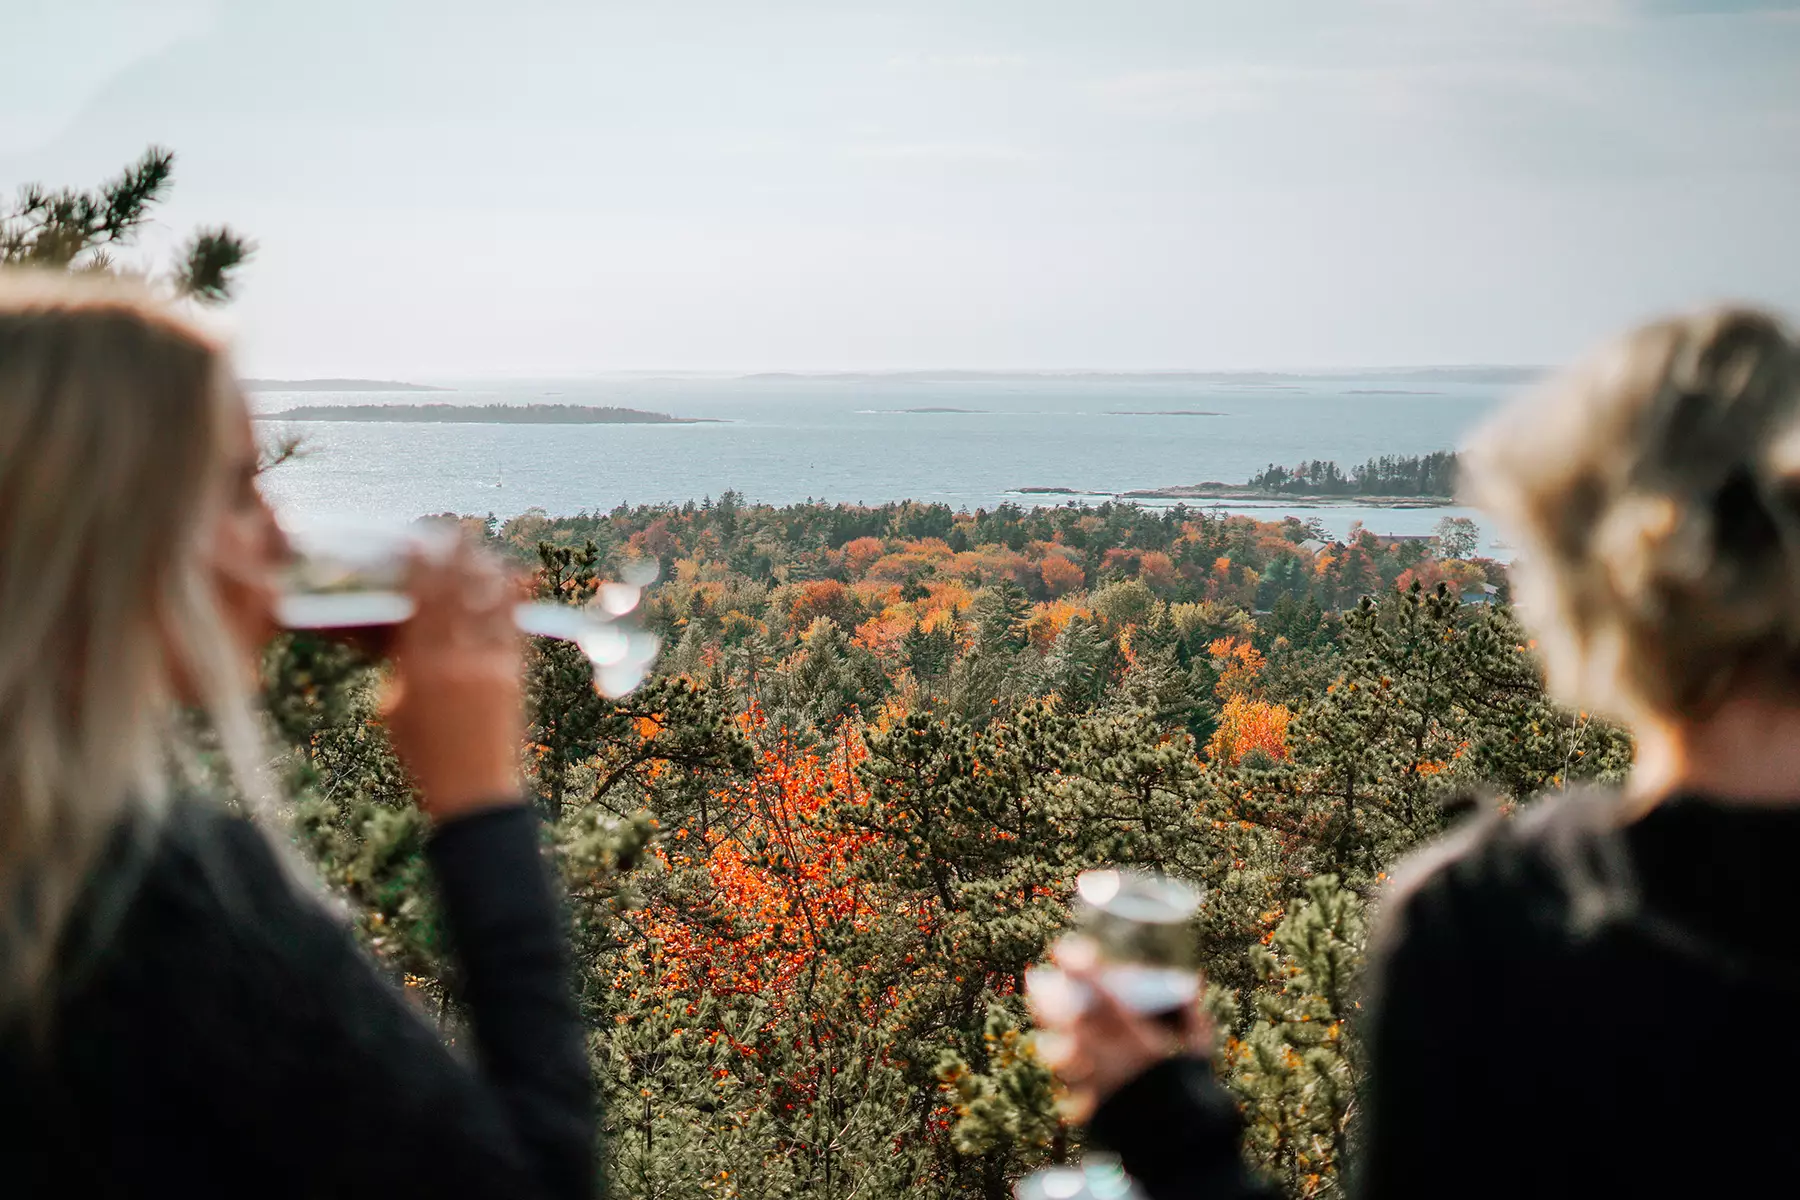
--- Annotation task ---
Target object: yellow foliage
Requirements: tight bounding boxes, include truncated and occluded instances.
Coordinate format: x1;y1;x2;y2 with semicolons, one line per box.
1024;600;1091;651
919;579;975;616
918;606;960;635
852;579;901;609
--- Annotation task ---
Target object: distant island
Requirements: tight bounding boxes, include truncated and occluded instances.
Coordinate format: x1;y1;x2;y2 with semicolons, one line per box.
1027;451;1461;507
737;367;1545;385
1118;484;1453;508
242;379;451;392
901;407;984;414
256;403;718;425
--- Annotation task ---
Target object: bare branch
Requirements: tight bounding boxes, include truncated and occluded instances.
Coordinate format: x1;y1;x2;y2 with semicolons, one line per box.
257;431;309;474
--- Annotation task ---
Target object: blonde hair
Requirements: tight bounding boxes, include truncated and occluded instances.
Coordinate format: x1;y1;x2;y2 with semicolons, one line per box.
0;270;274;1017
1462;307;1800;721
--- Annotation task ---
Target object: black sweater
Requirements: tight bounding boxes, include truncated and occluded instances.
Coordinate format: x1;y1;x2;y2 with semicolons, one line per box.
0;798;594;1198
1092;792;1800;1198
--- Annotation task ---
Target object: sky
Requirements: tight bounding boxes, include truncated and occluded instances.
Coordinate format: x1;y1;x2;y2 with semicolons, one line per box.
3;0;1798;377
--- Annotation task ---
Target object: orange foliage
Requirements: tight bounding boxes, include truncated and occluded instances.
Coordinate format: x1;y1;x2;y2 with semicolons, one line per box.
854;609;914;662
1393;558;1487;597
865;539;955;584
1208;636;1267;700
917;579;974;618
641;720;873;1003
1257;532;1302;557
1137;551;1177;592
1101;548;1139;574
852;579;902;610
1438;558;1491;593
1040;554;1085;598
842;537;887;578
917;606;960;635
947;546;1034;588
632;517;679;561
1025;600;1091;650
1205;694;1291;765
789;579;858;630
1394;560;1451;594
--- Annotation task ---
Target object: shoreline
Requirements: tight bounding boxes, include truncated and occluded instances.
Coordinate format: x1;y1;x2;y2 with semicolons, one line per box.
1016;485;1454;508
256;402;721;425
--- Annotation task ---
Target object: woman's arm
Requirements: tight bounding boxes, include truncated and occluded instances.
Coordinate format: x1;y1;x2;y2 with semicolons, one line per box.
234;537;595;1195
427;804;594;1198
1089;1056;1283;1200
1031;941;1280;1200
368;537;596;1194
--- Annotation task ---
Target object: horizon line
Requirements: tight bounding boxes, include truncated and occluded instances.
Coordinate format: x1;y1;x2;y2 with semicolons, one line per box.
244;364;1551;382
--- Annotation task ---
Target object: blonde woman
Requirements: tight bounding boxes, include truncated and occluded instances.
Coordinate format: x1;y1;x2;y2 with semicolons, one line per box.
1034;308;1800;1198
0;274;592;1197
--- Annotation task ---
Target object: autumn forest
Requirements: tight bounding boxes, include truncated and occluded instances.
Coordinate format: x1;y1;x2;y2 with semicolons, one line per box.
268;493;1630;1200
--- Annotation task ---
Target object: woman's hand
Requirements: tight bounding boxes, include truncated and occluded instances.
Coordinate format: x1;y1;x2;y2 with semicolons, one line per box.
1028;938;1214;1125
383;539;526;822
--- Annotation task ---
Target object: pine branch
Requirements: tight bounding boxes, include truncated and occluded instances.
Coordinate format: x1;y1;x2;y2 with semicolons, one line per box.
98;146;176;242
176;226;255;303
3;147;254;301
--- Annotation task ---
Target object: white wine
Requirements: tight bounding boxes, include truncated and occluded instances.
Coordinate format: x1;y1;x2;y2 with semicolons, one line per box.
277;517;660;698
1014;1156;1145;1200
1025;870;1204;1025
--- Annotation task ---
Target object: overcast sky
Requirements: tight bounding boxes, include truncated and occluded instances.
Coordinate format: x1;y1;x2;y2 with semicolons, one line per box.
3;0;1797;376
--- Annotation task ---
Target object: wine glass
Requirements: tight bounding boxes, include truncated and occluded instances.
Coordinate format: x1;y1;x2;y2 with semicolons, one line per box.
1016;870;1203;1200
1014;1155;1146;1200
1025;868;1205;1028
275;516;661;698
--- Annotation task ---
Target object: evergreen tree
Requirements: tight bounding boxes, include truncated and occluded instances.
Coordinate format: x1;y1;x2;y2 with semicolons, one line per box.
972;580;1033;653
1229;877;1365;1198
248;483;1623;1200
1040;615;1113;713
2;146;253;300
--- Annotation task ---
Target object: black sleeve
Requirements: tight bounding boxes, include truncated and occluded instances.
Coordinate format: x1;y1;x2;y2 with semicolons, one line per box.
1088;1057;1283;1200
46;801;597;1199
427;804;596;1199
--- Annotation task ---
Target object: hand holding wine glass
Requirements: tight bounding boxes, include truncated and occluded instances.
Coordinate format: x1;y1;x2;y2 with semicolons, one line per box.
1028;935;1213;1126
275;515;661;696
1024;869;1208;1128
382;538;527;821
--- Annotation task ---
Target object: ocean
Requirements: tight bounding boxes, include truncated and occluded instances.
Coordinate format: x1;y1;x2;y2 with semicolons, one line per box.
251;373;1522;555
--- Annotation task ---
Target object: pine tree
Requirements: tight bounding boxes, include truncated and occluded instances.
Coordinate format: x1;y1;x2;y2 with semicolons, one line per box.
2;146;253;300
252;487;1639;1200
972;580;1032;653
1228;876;1365;1198
937;1004;1066;1188
1040;615;1112;713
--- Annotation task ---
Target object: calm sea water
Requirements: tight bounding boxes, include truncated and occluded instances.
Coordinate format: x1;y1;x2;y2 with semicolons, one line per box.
252;374;1518;554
